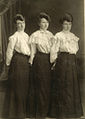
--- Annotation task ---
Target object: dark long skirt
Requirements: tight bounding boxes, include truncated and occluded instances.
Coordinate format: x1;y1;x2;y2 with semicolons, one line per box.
27;52;51;118
49;52;83;118
8;52;30;118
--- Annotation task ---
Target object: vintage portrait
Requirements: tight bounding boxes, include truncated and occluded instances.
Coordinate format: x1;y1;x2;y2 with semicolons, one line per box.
0;0;84;119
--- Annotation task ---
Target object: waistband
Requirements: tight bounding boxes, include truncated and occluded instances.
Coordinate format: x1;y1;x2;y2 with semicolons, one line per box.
14;51;30;57
37;51;50;56
59;52;75;56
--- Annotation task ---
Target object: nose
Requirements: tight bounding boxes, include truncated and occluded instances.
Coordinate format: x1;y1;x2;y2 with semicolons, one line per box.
18;24;21;27
45;23;48;27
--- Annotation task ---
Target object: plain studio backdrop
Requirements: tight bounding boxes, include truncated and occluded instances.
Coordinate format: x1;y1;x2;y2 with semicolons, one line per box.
0;0;84;118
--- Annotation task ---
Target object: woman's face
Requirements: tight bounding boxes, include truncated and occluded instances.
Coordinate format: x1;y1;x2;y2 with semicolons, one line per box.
39;18;49;30
62;20;72;31
16;20;25;31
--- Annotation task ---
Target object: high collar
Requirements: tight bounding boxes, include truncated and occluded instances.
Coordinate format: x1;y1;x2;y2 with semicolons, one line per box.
17;30;24;33
40;29;48;33
62;30;71;34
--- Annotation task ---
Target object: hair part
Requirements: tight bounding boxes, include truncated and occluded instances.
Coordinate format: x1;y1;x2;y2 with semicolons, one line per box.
14;14;25;24
59;13;73;24
38;12;51;23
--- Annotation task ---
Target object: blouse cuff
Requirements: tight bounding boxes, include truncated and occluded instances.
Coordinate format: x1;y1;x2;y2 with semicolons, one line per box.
6;61;10;66
50;54;57;63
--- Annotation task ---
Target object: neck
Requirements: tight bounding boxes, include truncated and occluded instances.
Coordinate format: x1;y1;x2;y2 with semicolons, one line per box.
17;30;24;32
62;30;70;33
40;28;47;31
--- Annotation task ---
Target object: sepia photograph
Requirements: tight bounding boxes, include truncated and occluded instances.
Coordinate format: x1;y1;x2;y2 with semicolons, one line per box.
0;0;84;119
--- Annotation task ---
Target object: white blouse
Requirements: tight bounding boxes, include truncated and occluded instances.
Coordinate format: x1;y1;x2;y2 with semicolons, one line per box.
50;31;79;63
6;31;30;66
29;29;54;53
29;29;54;64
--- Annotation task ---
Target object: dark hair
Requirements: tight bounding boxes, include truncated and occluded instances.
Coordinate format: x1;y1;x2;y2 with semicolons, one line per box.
38;12;51;23
14;14;25;23
59;13;73;24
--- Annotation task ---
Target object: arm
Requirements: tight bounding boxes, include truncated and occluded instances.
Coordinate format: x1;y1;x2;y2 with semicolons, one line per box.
6;36;17;66
74;36;79;54
69;35;79;54
74;40;79;54
29;43;36;65
50;37;60;63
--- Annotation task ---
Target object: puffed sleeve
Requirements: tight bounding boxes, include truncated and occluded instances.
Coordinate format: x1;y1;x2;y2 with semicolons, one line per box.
73;34;79;42
6;36;17;66
70;34;79;54
49;32;55;47
74;35;79;54
50;34;60;63
28;32;38;44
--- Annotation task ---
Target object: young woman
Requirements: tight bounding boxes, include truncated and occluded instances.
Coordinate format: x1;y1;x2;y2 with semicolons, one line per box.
28;12;54;118
6;14;30;118
49;13;83;119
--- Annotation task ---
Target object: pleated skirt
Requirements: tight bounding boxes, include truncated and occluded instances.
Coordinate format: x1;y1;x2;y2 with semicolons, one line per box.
27;52;51;118
8;52;30;118
49;52;83;118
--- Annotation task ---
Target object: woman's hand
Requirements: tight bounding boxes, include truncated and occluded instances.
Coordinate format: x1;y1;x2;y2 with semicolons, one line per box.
28;57;33;66
5;65;10;73
0;65;9;80
51;61;56;70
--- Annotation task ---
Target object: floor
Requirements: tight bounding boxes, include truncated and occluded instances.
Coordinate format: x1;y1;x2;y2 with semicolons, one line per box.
0;80;85;119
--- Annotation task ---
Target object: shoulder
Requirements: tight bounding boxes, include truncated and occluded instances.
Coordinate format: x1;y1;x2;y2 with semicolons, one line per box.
55;31;62;38
24;32;29;38
30;30;40;38
46;30;53;35
29;30;40;43
9;32;18;41
70;32;79;41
